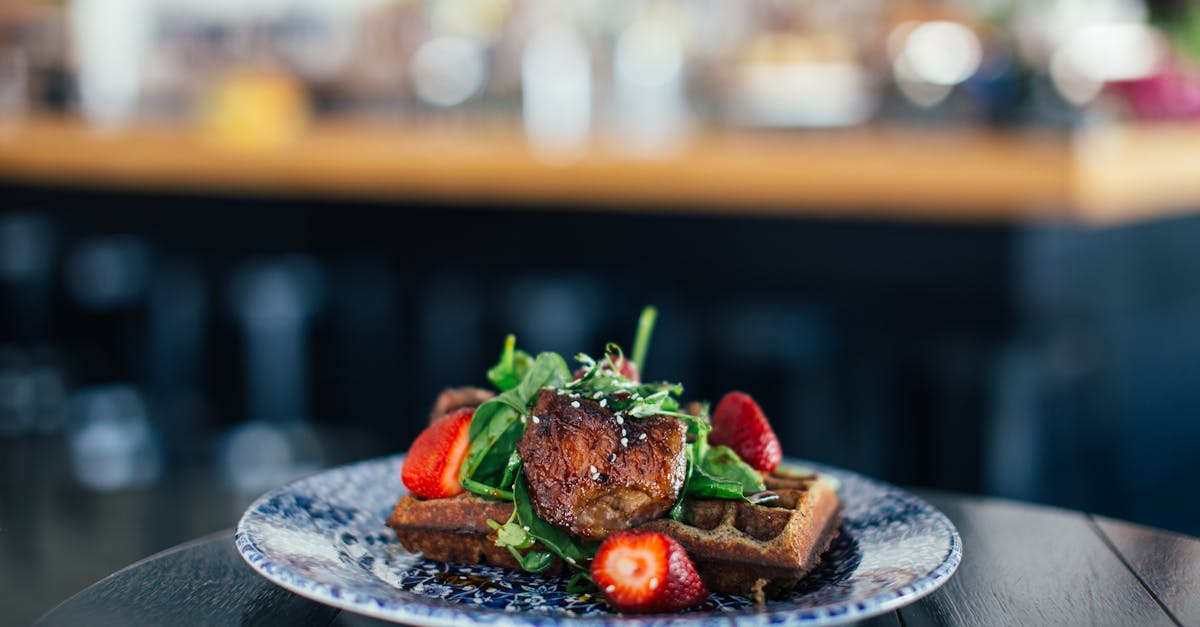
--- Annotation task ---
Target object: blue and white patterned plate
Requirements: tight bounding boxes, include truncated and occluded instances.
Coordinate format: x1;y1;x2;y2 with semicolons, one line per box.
236;455;961;625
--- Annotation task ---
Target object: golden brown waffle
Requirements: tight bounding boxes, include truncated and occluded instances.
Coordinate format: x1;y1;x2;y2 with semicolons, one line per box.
386;472;841;602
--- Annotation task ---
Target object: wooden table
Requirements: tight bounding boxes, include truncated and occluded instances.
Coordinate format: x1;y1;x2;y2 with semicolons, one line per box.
3;117;1200;225
35;492;1200;626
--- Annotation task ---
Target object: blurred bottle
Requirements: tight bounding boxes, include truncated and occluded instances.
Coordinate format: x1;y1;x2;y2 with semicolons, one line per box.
612;16;690;155
69;0;150;130
522;16;593;162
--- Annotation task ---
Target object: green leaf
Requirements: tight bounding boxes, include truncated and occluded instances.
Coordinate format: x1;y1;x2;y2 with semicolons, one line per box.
514;473;599;569
630;306;657;375
685;464;750;500
698;445;766;495
486;334;533;392
488;511;554;573
566;571;598;594
461;352;570;498
514;550;556;573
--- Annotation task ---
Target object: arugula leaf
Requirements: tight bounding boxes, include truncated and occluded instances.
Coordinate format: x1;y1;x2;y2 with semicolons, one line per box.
514;473;600;569
486;334;533;392
460;352;569;499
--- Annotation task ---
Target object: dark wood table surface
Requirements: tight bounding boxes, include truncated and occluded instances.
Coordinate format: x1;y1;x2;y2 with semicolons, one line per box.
35;491;1200;627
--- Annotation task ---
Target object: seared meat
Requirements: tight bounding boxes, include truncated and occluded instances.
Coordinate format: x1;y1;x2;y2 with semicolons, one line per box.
518;389;687;540
429;386;495;423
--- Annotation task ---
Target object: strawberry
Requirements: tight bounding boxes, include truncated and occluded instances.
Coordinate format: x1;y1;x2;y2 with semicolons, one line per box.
401;407;473;499
710;391;781;473
590;529;708;614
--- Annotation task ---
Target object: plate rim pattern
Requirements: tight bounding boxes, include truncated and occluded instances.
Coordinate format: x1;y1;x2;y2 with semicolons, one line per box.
236;454;962;626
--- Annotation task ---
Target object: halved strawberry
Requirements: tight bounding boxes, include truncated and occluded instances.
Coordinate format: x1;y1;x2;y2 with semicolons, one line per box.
710;391;781;473
590;529;708;614
401;407;473;499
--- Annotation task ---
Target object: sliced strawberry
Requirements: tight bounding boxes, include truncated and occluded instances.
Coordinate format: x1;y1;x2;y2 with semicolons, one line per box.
710;391;781;473
401;407;473;499
590;530;708;614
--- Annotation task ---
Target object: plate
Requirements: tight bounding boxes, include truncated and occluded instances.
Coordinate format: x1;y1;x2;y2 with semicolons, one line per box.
236;455;961;625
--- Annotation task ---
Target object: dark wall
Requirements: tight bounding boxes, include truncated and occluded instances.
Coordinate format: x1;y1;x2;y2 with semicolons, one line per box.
2;183;1195;535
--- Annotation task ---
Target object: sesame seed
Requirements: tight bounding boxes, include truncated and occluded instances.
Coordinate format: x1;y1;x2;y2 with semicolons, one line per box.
566;557;576;564
621;428;626;437
616;415;624;425
532;416;540;424
571;401;580;408
593;392;603;399
521;416;526;423
599;399;607;408
608;453;616;462
605;585;616;593
523;526;530;532
639;433;647;440
621;437;628;447
589;465;597;474
649;577;659;590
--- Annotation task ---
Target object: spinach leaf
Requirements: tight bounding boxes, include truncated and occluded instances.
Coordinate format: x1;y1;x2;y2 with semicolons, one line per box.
566;571;598;594
514;473;599;568
460;352;569;499
486;334;532;392
675;412;764;502
486;514;555;573
697;444;766;495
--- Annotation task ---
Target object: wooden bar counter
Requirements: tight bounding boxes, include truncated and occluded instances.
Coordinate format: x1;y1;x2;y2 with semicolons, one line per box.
0;116;1197;224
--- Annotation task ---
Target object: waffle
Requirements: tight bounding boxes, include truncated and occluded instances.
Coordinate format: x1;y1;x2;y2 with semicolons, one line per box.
386;472;841;602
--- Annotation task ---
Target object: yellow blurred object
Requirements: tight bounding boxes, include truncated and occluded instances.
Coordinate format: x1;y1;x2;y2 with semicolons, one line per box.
202;70;309;152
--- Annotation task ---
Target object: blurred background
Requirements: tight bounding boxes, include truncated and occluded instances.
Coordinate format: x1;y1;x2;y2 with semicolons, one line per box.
3;0;1200;622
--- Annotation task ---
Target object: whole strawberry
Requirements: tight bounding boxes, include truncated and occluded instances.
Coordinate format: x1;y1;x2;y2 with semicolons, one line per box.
590;529;709;614
401;407;473;499
710;391;781;473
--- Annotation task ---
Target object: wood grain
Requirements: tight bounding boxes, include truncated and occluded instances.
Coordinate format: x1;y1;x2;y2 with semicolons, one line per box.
0;116;1077;223
1093;516;1200;626
3;117;1199;225
35;531;338;627
901;492;1175;627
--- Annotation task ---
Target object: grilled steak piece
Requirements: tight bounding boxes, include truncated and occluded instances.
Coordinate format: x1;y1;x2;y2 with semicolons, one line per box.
518;389;687;540
429;386;495;423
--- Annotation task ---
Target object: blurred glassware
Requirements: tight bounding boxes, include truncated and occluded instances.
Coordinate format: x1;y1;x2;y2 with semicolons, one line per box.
231;256;323;425
411;35;488;108
612;16;690;155
0;45;27;129
66;236;150;312
65;384;163;491
69;0;151;130
0;212;53;286
890;20;983;108
522;19;593;162
1;212;56;339
218;419;323;495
